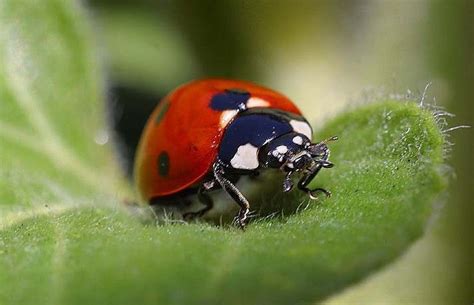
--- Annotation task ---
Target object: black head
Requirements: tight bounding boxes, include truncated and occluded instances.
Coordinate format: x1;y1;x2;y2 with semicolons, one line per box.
258;133;337;194
258;132;334;171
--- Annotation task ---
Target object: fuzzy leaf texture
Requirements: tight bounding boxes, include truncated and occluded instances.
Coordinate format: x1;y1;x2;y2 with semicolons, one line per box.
0;1;447;305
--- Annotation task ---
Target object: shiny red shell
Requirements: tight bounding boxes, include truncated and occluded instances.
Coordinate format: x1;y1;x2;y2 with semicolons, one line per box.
134;79;303;202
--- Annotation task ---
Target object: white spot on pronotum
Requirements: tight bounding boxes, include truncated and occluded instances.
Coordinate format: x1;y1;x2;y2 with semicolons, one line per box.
290;120;312;139
220;110;239;128
276;145;288;154
230;143;259;169
292;136;303;145
246;97;270;108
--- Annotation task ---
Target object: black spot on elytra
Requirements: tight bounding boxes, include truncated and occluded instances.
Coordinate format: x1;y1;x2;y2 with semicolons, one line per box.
155;99;170;125
157;152;170;177
210;88;250;111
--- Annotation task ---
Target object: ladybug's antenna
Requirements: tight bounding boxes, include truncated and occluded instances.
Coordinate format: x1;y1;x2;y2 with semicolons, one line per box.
322;135;338;144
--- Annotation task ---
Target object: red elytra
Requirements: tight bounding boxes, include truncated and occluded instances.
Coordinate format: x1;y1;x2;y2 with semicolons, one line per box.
134;79;303;202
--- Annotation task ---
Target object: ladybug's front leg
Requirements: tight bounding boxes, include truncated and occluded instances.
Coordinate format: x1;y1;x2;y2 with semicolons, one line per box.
213;163;250;230
297;161;334;199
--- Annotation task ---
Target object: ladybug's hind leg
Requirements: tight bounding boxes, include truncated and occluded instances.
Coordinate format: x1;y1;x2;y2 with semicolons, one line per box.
213;163;250;230
183;185;214;220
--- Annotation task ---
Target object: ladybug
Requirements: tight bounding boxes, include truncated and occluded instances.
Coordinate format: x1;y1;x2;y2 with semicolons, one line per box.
134;79;336;228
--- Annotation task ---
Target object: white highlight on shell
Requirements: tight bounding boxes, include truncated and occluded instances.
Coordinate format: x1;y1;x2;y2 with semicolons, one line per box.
246;97;270;108
230;143;259;170
290;120;312;139
219;110;239;128
292;135;303;145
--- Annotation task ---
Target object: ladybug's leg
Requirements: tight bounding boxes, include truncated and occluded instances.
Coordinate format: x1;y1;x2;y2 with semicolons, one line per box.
303;137;335;191
297;160;334;199
283;171;295;192
213;163;250;229
182;185;214;220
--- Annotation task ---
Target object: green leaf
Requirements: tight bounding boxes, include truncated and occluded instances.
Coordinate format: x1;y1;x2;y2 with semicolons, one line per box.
0;1;447;304
0;0;121;214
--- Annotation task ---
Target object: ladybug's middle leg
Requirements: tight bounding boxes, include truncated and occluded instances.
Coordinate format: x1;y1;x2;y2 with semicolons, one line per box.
213;163;250;229
182;185;214;220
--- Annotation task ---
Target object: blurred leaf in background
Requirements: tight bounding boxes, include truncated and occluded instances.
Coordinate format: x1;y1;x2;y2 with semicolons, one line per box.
0;0;121;213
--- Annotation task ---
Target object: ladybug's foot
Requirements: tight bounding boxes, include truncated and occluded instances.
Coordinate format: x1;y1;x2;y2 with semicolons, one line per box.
183;212;195;220
234;207;250;230
319;160;334;168
282;171;294;193
305;187;331;200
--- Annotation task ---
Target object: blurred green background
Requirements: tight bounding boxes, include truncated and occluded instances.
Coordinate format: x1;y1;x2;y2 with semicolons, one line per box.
90;0;472;303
